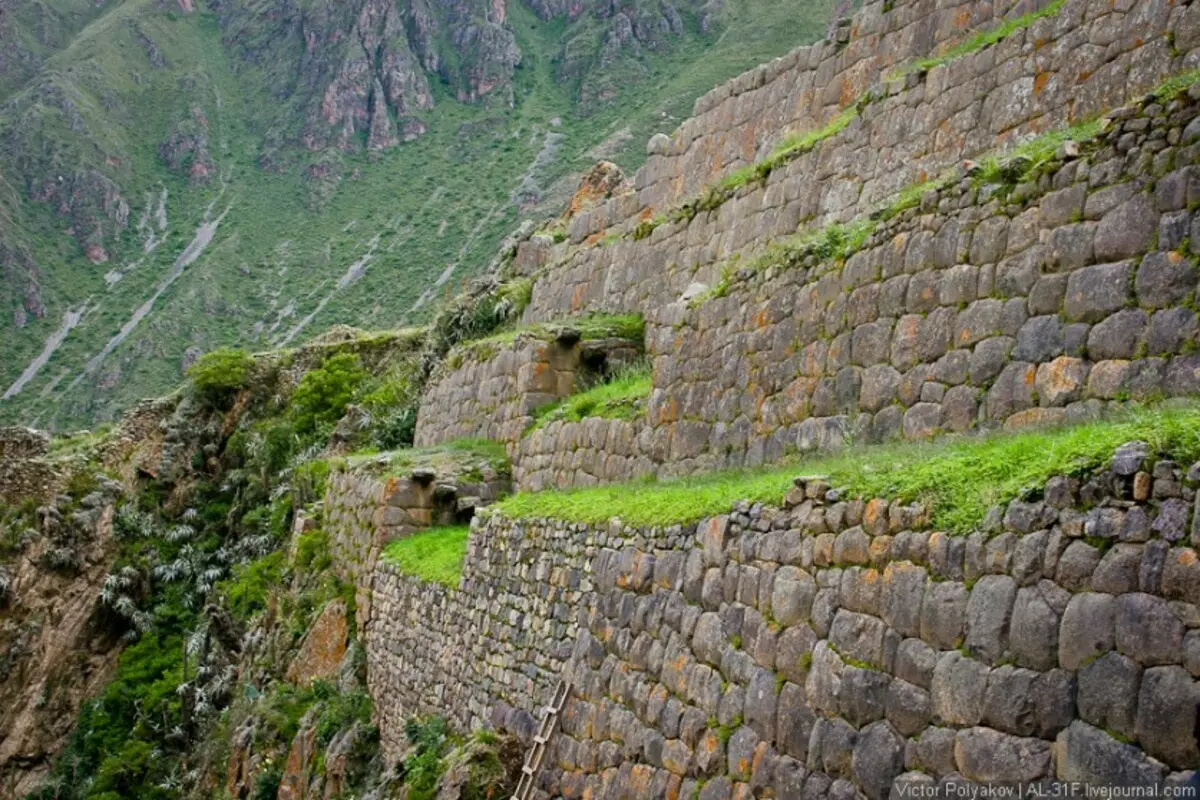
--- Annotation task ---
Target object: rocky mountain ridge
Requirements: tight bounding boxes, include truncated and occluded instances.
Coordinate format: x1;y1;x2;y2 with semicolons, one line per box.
0;0;830;429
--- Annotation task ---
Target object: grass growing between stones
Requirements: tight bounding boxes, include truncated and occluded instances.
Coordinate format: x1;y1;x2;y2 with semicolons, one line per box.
890;0;1066;78
974;118;1104;186
496;404;1200;532
528;363;653;431
381;526;472;587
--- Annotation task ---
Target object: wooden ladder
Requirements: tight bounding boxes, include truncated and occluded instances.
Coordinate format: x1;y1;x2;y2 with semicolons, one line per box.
511;681;570;800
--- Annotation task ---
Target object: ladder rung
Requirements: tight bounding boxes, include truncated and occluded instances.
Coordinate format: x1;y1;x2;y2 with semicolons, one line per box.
522;765;535;775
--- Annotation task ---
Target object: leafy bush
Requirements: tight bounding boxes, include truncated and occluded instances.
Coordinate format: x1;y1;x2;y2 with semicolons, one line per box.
402;716;452;800
295;529;332;573
187;348;255;407
290;353;369;435
315;686;373;746
220;550;286;620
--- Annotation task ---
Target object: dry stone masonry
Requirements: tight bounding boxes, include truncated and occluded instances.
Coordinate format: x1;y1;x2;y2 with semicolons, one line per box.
524;0;1192;325
329;0;1200;796
415;332;641;449
363;514;686;755
348;444;1200;798
405;0;1200;493
643;87;1200;477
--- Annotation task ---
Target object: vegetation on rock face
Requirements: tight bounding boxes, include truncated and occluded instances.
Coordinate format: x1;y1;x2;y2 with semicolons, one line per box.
529;361;652;430
394;716;522;800
187;348;255;408
497;404;1200;532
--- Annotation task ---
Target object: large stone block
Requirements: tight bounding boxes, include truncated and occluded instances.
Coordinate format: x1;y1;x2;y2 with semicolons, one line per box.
1058;592;1115;670
920;581;968;650
964;574;1016;663
1065;261;1134;323
1136;666;1200;769
851;721;905;800
1077;652;1141;740
881;562;927;638
1055;721;1164;786
931;651;988;727
954;727;1051;784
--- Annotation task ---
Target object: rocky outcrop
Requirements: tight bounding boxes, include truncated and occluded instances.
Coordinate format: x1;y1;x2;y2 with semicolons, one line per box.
29;169;130;265
214;0;521;153
159;105;215;185
0;486;122;796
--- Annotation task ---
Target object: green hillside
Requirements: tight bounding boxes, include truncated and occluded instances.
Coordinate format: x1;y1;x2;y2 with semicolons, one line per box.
0;0;834;429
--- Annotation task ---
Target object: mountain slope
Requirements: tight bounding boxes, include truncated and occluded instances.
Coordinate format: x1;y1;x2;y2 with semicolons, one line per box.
0;0;835;430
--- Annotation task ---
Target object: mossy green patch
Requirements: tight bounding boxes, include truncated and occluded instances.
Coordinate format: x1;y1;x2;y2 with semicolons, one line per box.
497;404;1200;532
381;525;472;587
529;365;652;431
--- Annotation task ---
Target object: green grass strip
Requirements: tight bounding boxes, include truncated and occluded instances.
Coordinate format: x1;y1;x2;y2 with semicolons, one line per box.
497;405;1200;532
381;525;471;587
892;0;1066;78
529;367;652;431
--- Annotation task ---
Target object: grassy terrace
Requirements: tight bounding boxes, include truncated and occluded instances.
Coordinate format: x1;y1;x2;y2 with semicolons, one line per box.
381;525;472;587
497;405;1200;533
528;364;652;431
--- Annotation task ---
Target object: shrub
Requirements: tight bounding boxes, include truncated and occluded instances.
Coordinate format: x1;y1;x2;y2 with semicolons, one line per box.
187;348;255;407
291;353;369;435
403;716;451;800
220;550;286;620
295;529;332;573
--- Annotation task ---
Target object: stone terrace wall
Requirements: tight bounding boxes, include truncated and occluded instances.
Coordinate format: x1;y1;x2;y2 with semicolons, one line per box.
639;87;1200;478
414;335;586;449
548;459;1200;799
361;446;1200;797
364;515;685;756
414;333;641;449
525;0;1191;324
0;427;57;503
323;464;509;631
512;417;656;492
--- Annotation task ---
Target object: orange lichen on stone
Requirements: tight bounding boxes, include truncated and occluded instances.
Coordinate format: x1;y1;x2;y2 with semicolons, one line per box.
566;161;627;218
286;600;349;686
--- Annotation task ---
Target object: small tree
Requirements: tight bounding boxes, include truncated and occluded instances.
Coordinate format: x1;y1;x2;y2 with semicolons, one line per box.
187;348;254;407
